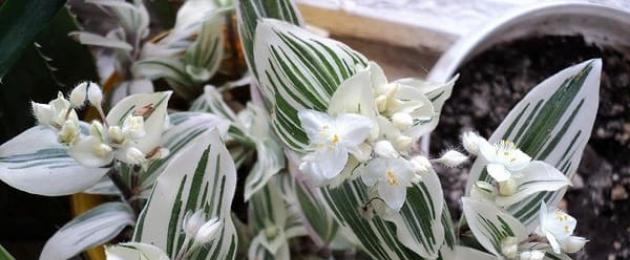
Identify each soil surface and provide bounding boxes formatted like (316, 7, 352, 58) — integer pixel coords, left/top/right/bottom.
(430, 35, 630, 260)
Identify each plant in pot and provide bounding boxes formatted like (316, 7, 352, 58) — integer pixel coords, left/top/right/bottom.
(0, 0, 603, 259)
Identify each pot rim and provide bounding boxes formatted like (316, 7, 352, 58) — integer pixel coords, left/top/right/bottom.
(422, 1, 630, 153)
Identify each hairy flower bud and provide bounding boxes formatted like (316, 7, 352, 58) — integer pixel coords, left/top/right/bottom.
(462, 131, 483, 155)
(86, 82, 103, 107)
(69, 82, 88, 108)
(435, 150, 468, 167)
(520, 250, 545, 260)
(194, 218, 221, 244)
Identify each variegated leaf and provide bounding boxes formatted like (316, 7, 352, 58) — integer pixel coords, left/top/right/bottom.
(0, 126, 108, 196)
(133, 129, 238, 260)
(466, 60, 602, 230)
(236, 0, 303, 80)
(293, 177, 339, 245)
(106, 242, 169, 260)
(184, 16, 225, 83)
(40, 202, 134, 260)
(106, 91, 172, 154)
(319, 168, 445, 259)
(252, 19, 367, 152)
(462, 197, 527, 257)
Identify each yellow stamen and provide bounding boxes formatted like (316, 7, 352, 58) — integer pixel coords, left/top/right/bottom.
(386, 170, 399, 186)
(331, 134, 340, 145)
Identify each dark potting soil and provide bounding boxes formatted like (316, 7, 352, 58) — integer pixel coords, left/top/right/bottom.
(430, 35, 630, 259)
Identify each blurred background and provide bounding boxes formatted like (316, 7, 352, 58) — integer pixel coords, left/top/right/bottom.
(1, 0, 628, 259)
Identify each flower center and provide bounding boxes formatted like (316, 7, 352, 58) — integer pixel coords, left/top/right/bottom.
(496, 140, 518, 161)
(386, 170, 399, 186)
(331, 134, 340, 145)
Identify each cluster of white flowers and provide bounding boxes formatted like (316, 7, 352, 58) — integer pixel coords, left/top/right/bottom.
(461, 131, 586, 257)
(297, 63, 460, 211)
(31, 82, 168, 168)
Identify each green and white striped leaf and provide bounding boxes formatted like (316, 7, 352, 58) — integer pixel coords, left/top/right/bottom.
(184, 16, 225, 83)
(319, 168, 445, 259)
(107, 91, 172, 154)
(0, 126, 108, 196)
(465, 59, 602, 230)
(0, 244, 15, 260)
(252, 19, 368, 151)
(462, 197, 527, 257)
(133, 58, 196, 89)
(106, 242, 169, 260)
(452, 246, 496, 260)
(133, 129, 237, 260)
(137, 112, 231, 191)
(248, 174, 307, 260)
(40, 202, 134, 260)
(293, 177, 339, 245)
(236, 0, 303, 81)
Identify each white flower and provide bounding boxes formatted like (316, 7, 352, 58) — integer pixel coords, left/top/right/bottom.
(123, 147, 146, 165)
(122, 115, 146, 140)
(31, 92, 78, 128)
(461, 131, 484, 155)
(373, 140, 398, 158)
(434, 150, 468, 167)
(500, 236, 518, 259)
(298, 110, 373, 183)
(520, 250, 545, 260)
(194, 218, 222, 244)
(361, 157, 414, 211)
(479, 139, 531, 182)
(537, 203, 587, 254)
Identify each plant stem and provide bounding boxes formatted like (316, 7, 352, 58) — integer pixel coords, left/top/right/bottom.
(107, 167, 134, 202)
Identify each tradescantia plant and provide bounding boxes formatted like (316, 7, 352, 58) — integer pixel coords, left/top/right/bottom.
(0, 0, 601, 259)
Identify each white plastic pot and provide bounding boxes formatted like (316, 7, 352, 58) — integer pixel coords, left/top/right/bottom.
(422, 1, 630, 153)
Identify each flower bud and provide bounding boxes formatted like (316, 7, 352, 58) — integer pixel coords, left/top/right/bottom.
(69, 82, 88, 108)
(57, 120, 80, 145)
(435, 150, 468, 167)
(90, 121, 104, 139)
(125, 147, 146, 165)
(146, 147, 170, 161)
(500, 236, 518, 259)
(183, 210, 206, 238)
(194, 218, 221, 244)
(122, 115, 146, 140)
(264, 225, 279, 240)
(392, 112, 413, 130)
(563, 236, 587, 253)
(86, 82, 103, 107)
(498, 178, 517, 196)
(374, 140, 398, 158)
(394, 135, 413, 151)
(520, 250, 545, 260)
(375, 95, 388, 113)
(93, 143, 113, 158)
(108, 126, 125, 144)
(410, 155, 432, 173)
(462, 131, 483, 155)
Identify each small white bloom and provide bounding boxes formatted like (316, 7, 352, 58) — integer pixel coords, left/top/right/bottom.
(124, 147, 146, 165)
(409, 155, 431, 173)
(373, 140, 398, 158)
(57, 120, 80, 145)
(361, 157, 414, 211)
(122, 115, 146, 140)
(69, 82, 88, 107)
(434, 150, 468, 167)
(183, 210, 206, 238)
(520, 250, 545, 260)
(500, 236, 518, 259)
(391, 112, 413, 130)
(394, 135, 413, 151)
(479, 139, 531, 182)
(194, 218, 222, 244)
(461, 131, 485, 155)
(537, 202, 586, 254)
(298, 110, 373, 183)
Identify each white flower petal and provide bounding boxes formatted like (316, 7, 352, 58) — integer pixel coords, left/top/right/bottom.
(361, 158, 387, 187)
(297, 110, 334, 144)
(377, 181, 407, 211)
(302, 147, 348, 181)
(495, 161, 570, 207)
(506, 149, 532, 171)
(486, 163, 511, 182)
(545, 231, 562, 254)
(335, 113, 373, 147)
(562, 236, 587, 253)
